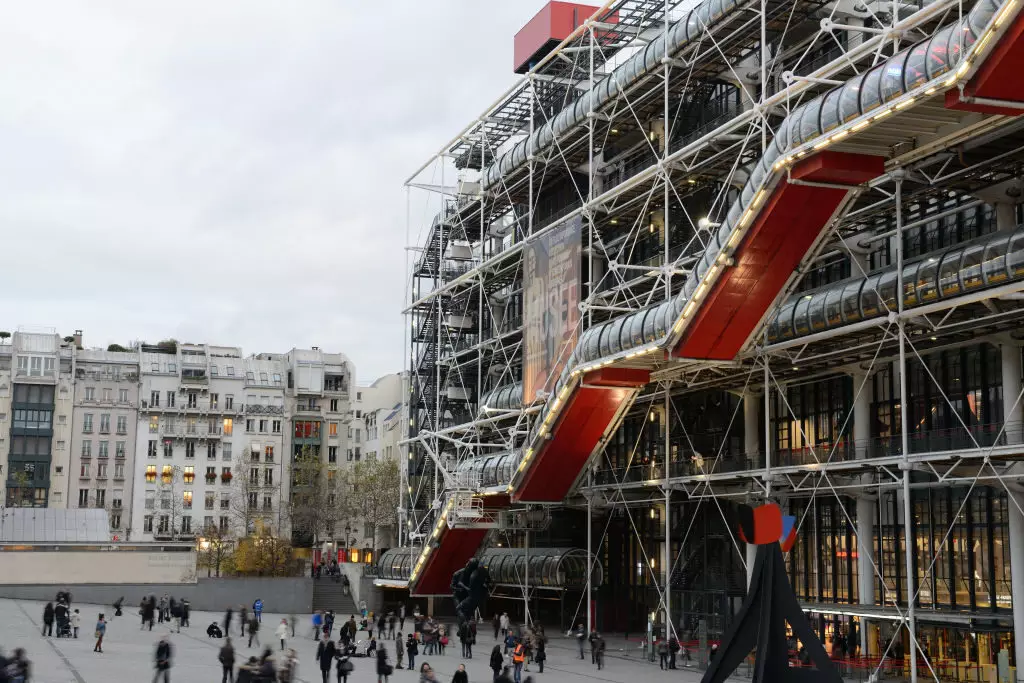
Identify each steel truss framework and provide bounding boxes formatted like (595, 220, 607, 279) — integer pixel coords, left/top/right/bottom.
(400, 0, 1024, 681)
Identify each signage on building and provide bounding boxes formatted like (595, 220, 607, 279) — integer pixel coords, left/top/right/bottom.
(523, 214, 582, 404)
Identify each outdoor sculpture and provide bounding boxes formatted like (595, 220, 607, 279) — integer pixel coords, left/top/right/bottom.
(451, 556, 490, 627)
(699, 502, 842, 683)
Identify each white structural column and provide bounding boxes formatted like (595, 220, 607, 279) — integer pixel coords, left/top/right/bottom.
(856, 496, 876, 655)
(851, 372, 871, 458)
(1002, 341, 1023, 445)
(1008, 488, 1024, 683)
(743, 390, 762, 587)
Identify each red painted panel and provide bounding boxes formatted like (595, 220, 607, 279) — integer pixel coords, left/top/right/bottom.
(944, 89, 1024, 115)
(514, 385, 632, 502)
(962, 11, 1024, 102)
(411, 527, 488, 596)
(674, 181, 849, 359)
(514, 2, 616, 73)
(583, 367, 651, 387)
(791, 151, 886, 186)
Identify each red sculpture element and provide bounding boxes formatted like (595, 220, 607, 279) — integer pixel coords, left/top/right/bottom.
(736, 503, 783, 546)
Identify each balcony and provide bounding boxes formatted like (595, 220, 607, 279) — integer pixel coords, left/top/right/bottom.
(162, 424, 223, 439)
(245, 404, 284, 416)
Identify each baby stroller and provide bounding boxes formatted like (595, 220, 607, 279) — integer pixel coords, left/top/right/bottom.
(56, 617, 72, 639)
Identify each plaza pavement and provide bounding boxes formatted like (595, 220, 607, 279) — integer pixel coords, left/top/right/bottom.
(0, 599, 711, 683)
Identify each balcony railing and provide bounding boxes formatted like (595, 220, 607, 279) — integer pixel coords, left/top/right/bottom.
(245, 404, 284, 415)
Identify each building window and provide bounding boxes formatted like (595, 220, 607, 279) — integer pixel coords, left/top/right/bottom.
(185, 442, 195, 459)
(225, 395, 234, 410)
(219, 516, 229, 532)
(273, 373, 282, 385)
(78, 489, 89, 507)
(161, 466, 173, 484)
(80, 463, 90, 478)
(115, 441, 125, 458)
(223, 418, 233, 436)
(264, 446, 274, 462)
(183, 490, 193, 509)
(144, 515, 153, 532)
(205, 491, 215, 509)
(259, 419, 268, 433)
(85, 387, 95, 401)
(264, 469, 273, 486)
(183, 466, 195, 484)
(181, 516, 192, 534)
(259, 372, 269, 385)
(294, 421, 320, 439)
(272, 420, 281, 434)
(82, 414, 93, 433)
(246, 371, 255, 382)
(81, 441, 92, 458)
(95, 489, 106, 507)
(148, 440, 157, 458)
(329, 422, 338, 437)
(246, 419, 254, 433)
(355, 429, 360, 444)
(187, 392, 197, 408)
(330, 399, 339, 412)
(116, 416, 127, 435)
(150, 391, 160, 407)
(149, 416, 159, 433)
(103, 388, 112, 402)
(98, 441, 109, 458)
(160, 493, 170, 510)
(247, 492, 258, 510)
(145, 466, 157, 483)
(166, 391, 175, 408)
(110, 513, 122, 529)
(119, 389, 129, 403)
(207, 443, 217, 460)
(114, 463, 124, 479)
(163, 441, 173, 458)
(346, 449, 353, 462)
(223, 442, 232, 461)
(249, 467, 259, 486)
(112, 489, 123, 509)
(355, 447, 361, 461)
(329, 446, 338, 463)
(96, 463, 107, 478)
(158, 515, 169, 533)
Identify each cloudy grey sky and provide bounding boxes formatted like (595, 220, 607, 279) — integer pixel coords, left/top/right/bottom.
(0, 1, 538, 383)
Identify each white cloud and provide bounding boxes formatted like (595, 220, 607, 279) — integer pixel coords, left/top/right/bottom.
(0, 0, 536, 381)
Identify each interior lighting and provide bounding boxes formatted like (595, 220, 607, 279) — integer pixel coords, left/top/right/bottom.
(813, 139, 830, 150)
(831, 130, 849, 142)
(751, 189, 766, 208)
(996, 0, 1017, 26)
(894, 97, 916, 110)
(873, 108, 894, 120)
(851, 120, 870, 131)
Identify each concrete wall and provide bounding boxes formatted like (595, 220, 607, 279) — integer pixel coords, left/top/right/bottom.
(0, 549, 196, 584)
(0, 577, 313, 614)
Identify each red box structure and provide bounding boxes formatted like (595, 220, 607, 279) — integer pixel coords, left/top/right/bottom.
(514, 2, 617, 74)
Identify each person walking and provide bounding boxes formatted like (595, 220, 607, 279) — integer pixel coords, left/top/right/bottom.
(594, 633, 606, 671)
(335, 654, 353, 683)
(218, 637, 235, 683)
(316, 638, 337, 683)
(668, 634, 680, 669)
(143, 597, 155, 631)
(181, 600, 191, 629)
(376, 647, 392, 683)
(377, 614, 387, 641)
(452, 663, 468, 683)
(492, 615, 500, 640)
(153, 636, 172, 683)
(239, 605, 248, 637)
(499, 613, 509, 639)
(419, 663, 438, 683)
(280, 649, 299, 683)
(535, 640, 546, 674)
(406, 634, 419, 672)
(42, 603, 55, 637)
(489, 646, 504, 683)
(276, 619, 289, 650)
(659, 639, 669, 669)
(247, 614, 260, 649)
(395, 632, 405, 670)
(388, 613, 396, 640)
(574, 624, 586, 659)
(224, 607, 234, 639)
(94, 614, 107, 653)
(399, 604, 406, 631)
(312, 611, 324, 641)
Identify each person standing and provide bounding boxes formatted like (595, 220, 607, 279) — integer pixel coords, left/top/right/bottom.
(452, 663, 468, 683)
(276, 619, 289, 650)
(499, 613, 509, 640)
(312, 611, 324, 641)
(224, 607, 234, 639)
(239, 605, 248, 637)
(406, 634, 419, 672)
(252, 599, 264, 623)
(219, 637, 235, 683)
(395, 632, 405, 670)
(658, 639, 669, 669)
(512, 640, 526, 683)
(668, 634, 680, 669)
(42, 603, 55, 637)
(574, 624, 586, 659)
(153, 636, 172, 683)
(388, 613, 396, 640)
(535, 639, 546, 674)
(377, 614, 387, 641)
(94, 614, 107, 653)
(181, 600, 191, 629)
(316, 638, 337, 683)
(71, 609, 81, 639)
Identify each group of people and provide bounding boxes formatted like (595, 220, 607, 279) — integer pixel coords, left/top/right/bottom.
(138, 594, 192, 633)
(573, 624, 606, 670)
(216, 637, 299, 683)
(216, 601, 270, 648)
(40, 598, 80, 640)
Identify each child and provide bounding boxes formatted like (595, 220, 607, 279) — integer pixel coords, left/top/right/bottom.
(94, 614, 106, 653)
(71, 609, 81, 638)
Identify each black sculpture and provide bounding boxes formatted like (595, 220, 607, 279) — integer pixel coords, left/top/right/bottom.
(700, 503, 842, 683)
(451, 556, 490, 627)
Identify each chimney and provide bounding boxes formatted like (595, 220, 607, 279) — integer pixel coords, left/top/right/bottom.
(73, 330, 83, 349)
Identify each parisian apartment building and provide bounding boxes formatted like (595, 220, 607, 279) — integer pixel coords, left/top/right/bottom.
(0, 329, 405, 549)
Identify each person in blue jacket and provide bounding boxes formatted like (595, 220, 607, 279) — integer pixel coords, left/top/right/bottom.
(253, 599, 264, 623)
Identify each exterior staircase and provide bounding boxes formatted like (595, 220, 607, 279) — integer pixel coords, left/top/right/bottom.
(312, 579, 358, 614)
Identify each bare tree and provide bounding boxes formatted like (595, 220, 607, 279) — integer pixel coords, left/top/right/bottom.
(157, 465, 185, 538)
(198, 522, 234, 577)
(7, 469, 32, 507)
(350, 458, 401, 554)
(229, 448, 286, 537)
(288, 446, 355, 547)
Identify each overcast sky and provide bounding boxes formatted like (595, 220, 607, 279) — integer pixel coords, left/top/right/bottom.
(0, 1, 539, 383)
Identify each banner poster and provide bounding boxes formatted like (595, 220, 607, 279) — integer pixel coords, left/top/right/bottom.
(523, 214, 582, 404)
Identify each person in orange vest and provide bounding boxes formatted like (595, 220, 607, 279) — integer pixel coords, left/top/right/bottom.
(512, 639, 526, 683)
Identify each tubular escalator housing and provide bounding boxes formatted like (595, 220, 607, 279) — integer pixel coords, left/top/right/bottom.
(377, 546, 602, 590)
(766, 226, 1024, 344)
(479, 383, 524, 412)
